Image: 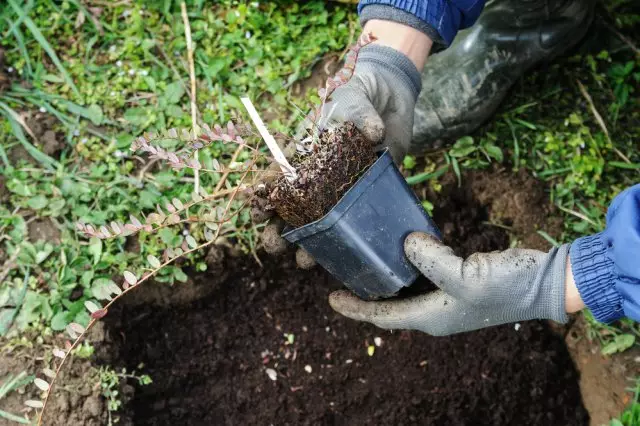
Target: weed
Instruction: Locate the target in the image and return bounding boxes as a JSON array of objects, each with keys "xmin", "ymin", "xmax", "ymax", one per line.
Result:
[
  {"xmin": 610, "ymin": 378, "xmax": 640, "ymax": 426},
  {"xmin": 96, "ymin": 365, "xmax": 151, "ymax": 425},
  {"xmin": 0, "ymin": 371, "xmax": 34, "ymax": 424}
]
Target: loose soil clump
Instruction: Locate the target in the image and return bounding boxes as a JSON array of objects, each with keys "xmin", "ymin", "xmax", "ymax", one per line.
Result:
[
  {"xmin": 107, "ymin": 172, "xmax": 589, "ymax": 425},
  {"xmin": 269, "ymin": 122, "xmax": 376, "ymax": 227}
]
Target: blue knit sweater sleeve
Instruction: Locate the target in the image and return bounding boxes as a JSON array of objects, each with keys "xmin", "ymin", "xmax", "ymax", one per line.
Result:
[
  {"xmin": 570, "ymin": 184, "xmax": 640, "ymax": 323},
  {"xmin": 358, "ymin": 0, "xmax": 485, "ymax": 46}
]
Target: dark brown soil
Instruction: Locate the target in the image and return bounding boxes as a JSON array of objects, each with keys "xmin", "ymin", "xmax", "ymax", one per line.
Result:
[
  {"xmin": 269, "ymin": 122, "xmax": 377, "ymax": 227},
  {"xmin": 107, "ymin": 171, "xmax": 589, "ymax": 425}
]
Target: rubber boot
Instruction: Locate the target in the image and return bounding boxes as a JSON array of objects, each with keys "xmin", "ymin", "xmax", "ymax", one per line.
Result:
[{"xmin": 411, "ymin": 0, "xmax": 595, "ymax": 151}]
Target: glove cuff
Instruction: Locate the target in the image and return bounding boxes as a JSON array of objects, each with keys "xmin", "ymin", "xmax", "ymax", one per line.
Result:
[
  {"xmin": 357, "ymin": 45, "xmax": 422, "ymax": 100},
  {"xmin": 570, "ymin": 233, "xmax": 624, "ymax": 323}
]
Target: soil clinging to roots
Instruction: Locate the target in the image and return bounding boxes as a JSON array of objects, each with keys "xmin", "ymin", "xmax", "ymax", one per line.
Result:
[{"xmin": 269, "ymin": 122, "xmax": 376, "ymax": 227}]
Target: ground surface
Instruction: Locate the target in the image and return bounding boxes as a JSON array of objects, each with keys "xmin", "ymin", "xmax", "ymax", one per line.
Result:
[{"xmin": 102, "ymin": 170, "xmax": 592, "ymax": 426}]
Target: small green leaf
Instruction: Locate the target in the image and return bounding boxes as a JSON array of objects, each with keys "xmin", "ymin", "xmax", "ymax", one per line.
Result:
[
  {"xmin": 174, "ymin": 268, "xmax": 188, "ymax": 283},
  {"xmin": 402, "ymin": 155, "xmax": 417, "ymax": 170},
  {"xmin": 484, "ymin": 144, "xmax": 504, "ymax": 162},
  {"xmin": 50, "ymin": 311, "xmax": 70, "ymax": 331},
  {"xmin": 27, "ymin": 195, "xmax": 48, "ymax": 210},
  {"xmin": 601, "ymin": 334, "xmax": 636, "ymax": 355},
  {"xmin": 147, "ymin": 255, "xmax": 161, "ymax": 268},
  {"xmin": 186, "ymin": 235, "xmax": 197, "ymax": 249},
  {"xmin": 163, "ymin": 81, "xmax": 185, "ymax": 104},
  {"xmin": 89, "ymin": 237, "xmax": 102, "ymax": 265}
]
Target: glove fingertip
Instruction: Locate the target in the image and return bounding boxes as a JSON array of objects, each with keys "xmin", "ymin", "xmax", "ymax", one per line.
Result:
[
  {"xmin": 359, "ymin": 115, "xmax": 385, "ymax": 144},
  {"xmin": 295, "ymin": 248, "xmax": 317, "ymax": 270},
  {"xmin": 261, "ymin": 221, "xmax": 289, "ymax": 255},
  {"xmin": 404, "ymin": 232, "xmax": 442, "ymax": 256},
  {"xmin": 328, "ymin": 290, "xmax": 361, "ymax": 316}
]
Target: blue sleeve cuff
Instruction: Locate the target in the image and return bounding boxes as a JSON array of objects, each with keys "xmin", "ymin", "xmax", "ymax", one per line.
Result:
[
  {"xmin": 358, "ymin": 0, "xmax": 485, "ymax": 46},
  {"xmin": 570, "ymin": 233, "xmax": 624, "ymax": 323}
]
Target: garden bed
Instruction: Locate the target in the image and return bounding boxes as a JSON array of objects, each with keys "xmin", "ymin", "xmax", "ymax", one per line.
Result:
[{"xmin": 100, "ymin": 169, "xmax": 592, "ymax": 425}]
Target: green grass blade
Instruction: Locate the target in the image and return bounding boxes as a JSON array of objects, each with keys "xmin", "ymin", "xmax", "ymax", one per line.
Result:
[
  {"xmin": 610, "ymin": 161, "xmax": 640, "ymax": 170},
  {"xmin": 0, "ymin": 102, "xmax": 59, "ymax": 170},
  {"xmin": 0, "ymin": 409, "xmax": 30, "ymax": 424},
  {"xmin": 4, "ymin": 18, "xmax": 32, "ymax": 78},
  {"xmin": 7, "ymin": 0, "xmax": 80, "ymax": 96},
  {"xmin": 406, "ymin": 165, "xmax": 450, "ymax": 186},
  {"xmin": 536, "ymin": 230, "xmax": 561, "ymax": 247}
]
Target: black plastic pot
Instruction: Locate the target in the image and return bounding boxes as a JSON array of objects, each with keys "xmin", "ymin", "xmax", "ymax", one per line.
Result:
[{"xmin": 282, "ymin": 150, "xmax": 441, "ymax": 300}]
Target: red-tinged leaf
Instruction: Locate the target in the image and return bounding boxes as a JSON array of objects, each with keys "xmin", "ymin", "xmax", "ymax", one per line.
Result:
[
  {"xmin": 124, "ymin": 224, "xmax": 138, "ymax": 233},
  {"xmin": 53, "ymin": 348, "xmax": 65, "ymax": 359},
  {"xmin": 172, "ymin": 198, "xmax": 184, "ymax": 210},
  {"xmin": 188, "ymin": 158, "xmax": 201, "ymax": 169},
  {"xmin": 85, "ymin": 224, "xmax": 95, "ymax": 234},
  {"xmin": 34, "ymin": 378, "xmax": 50, "ymax": 391},
  {"xmin": 221, "ymin": 133, "xmax": 232, "ymax": 142},
  {"xmin": 235, "ymin": 136, "xmax": 245, "ymax": 145},
  {"xmin": 164, "ymin": 248, "xmax": 174, "ymax": 260},
  {"xmin": 181, "ymin": 240, "xmax": 189, "ymax": 252},
  {"xmin": 318, "ymin": 88, "xmax": 326, "ymax": 99},
  {"xmin": 91, "ymin": 308, "xmax": 108, "ymax": 319},
  {"xmin": 76, "ymin": 222, "xmax": 85, "ymax": 232},
  {"xmin": 122, "ymin": 281, "xmax": 130, "ymax": 290},
  {"xmin": 146, "ymin": 145, "xmax": 158, "ymax": 155},
  {"xmin": 166, "ymin": 203, "xmax": 176, "ymax": 213},
  {"xmin": 99, "ymin": 226, "xmax": 111, "ymax": 238},
  {"xmin": 25, "ymin": 400, "xmax": 44, "ymax": 409},
  {"xmin": 64, "ymin": 340, "xmax": 73, "ymax": 350},
  {"xmin": 227, "ymin": 121, "xmax": 236, "ymax": 139},
  {"xmin": 143, "ymin": 224, "xmax": 153, "ymax": 232},
  {"xmin": 168, "ymin": 152, "xmax": 180, "ymax": 164},
  {"xmin": 129, "ymin": 215, "xmax": 142, "ymax": 228},
  {"xmin": 168, "ymin": 214, "xmax": 180, "ymax": 224},
  {"xmin": 110, "ymin": 221, "xmax": 121, "ymax": 234},
  {"xmin": 42, "ymin": 368, "xmax": 56, "ymax": 378},
  {"xmin": 123, "ymin": 271, "xmax": 137, "ymax": 285},
  {"xmin": 145, "ymin": 213, "xmax": 160, "ymax": 225}
]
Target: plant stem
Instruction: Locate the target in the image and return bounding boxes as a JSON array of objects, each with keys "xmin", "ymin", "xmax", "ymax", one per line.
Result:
[{"xmin": 181, "ymin": 2, "xmax": 200, "ymax": 194}]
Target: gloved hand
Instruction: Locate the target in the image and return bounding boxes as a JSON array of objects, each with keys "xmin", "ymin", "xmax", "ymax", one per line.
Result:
[
  {"xmin": 252, "ymin": 44, "xmax": 422, "ymax": 265},
  {"xmin": 320, "ymin": 44, "xmax": 422, "ymax": 162},
  {"xmin": 329, "ymin": 232, "xmax": 570, "ymax": 336}
]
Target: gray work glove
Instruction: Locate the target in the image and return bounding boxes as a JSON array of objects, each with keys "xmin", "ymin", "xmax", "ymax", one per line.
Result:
[
  {"xmin": 321, "ymin": 44, "xmax": 422, "ymax": 162},
  {"xmin": 329, "ymin": 233, "xmax": 570, "ymax": 336}
]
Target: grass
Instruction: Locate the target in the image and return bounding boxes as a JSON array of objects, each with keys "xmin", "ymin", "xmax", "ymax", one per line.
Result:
[
  {"xmin": 0, "ymin": 0, "xmax": 638, "ymax": 423},
  {"xmin": 610, "ymin": 378, "xmax": 640, "ymax": 426},
  {"xmin": 0, "ymin": 0, "xmax": 355, "ymax": 337}
]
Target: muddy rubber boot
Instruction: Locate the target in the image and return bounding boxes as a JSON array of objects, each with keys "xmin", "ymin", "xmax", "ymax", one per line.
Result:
[{"xmin": 411, "ymin": 0, "xmax": 594, "ymax": 151}]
